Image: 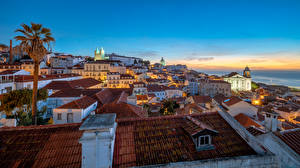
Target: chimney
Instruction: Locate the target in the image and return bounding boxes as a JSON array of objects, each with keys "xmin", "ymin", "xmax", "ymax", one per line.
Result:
[
  {"xmin": 79, "ymin": 114, "xmax": 117, "ymax": 168},
  {"xmin": 9, "ymin": 40, "xmax": 13, "ymax": 64},
  {"xmin": 263, "ymin": 111, "xmax": 279, "ymax": 132}
]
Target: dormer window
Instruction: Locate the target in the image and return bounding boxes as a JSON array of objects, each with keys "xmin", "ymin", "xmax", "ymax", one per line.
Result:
[
  {"xmin": 198, "ymin": 135, "xmax": 210, "ymax": 147},
  {"xmin": 182, "ymin": 116, "xmax": 218, "ymax": 151}
]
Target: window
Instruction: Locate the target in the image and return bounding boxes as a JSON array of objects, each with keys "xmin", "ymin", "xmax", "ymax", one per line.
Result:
[
  {"xmin": 57, "ymin": 113, "xmax": 62, "ymax": 120},
  {"xmin": 198, "ymin": 135, "xmax": 210, "ymax": 146},
  {"xmin": 67, "ymin": 113, "xmax": 73, "ymax": 123}
]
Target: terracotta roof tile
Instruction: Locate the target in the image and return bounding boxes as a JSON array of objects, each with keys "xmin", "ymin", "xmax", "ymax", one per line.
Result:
[
  {"xmin": 147, "ymin": 84, "xmax": 168, "ymax": 92},
  {"xmin": 96, "ymin": 102, "xmax": 146, "ymax": 119},
  {"xmin": 176, "ymin": 104, "xmax": 204, "ymax": 115},
  {"xmin": 49, "ymin": 89, "xmax": 102, "ymax": 98},
  {"xmin": 192, "ymin": 96, "xmax": 212, "ymax": 104},
  {"xmin": 223, "ymin": 96, "xmax": 242, "ymax": 106},
  {"xmin": 44, "ymin": 78, "xmax": 101, "ymax": 90},
  {"xmin": 213, "ymin": 94, "xmax": 227, "ymax": 104},
  {"xmin": 57, "ymin": 96, "xmax": 97, "ymax": 109},
  {"xmin": 234, "ymin": 113, "xmax": 262, "ymax": 128},
  {"xmin": 0, "ymin": 123, "xmax": 83, "ymax": 168},
  {"xmin": 275, "ymin": 128, "xmax": 300, "ymax": 155},
  {"xmin": 136, "ymin": 95, "xmax": 148, "ymax": 101},
  {"xmin": 0, "ymin": 70, "xmax": 19, "ymax": 75},
  {"xmin": 246, "ymin": 126, "xmax": 265, "ymax": 136},
  {"xmin": 113, "ymin": 112, "xmax": 257, "ymax": 167},
  {"xmin": 225, "ymin": 72, "xmax": 239, "ymax": 77}
]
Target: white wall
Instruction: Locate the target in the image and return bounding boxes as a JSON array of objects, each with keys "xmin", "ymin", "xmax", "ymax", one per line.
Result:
[
  {"xmin": 53, "ymin": 101, "xmax": 97, "ymax": 124},
  {"xmin": 166, "ymin": 89, "xmax": 183, "ymax": 98},
  {"xmin": 53, "ymin": 109, "xmax": 82, "ymax": 124},
  {"xmin": 0, "ymin": 82, "xmax": 15, "ymax": 94},
  {"xmin": 224, "ymin": 101, "xmax": 257, "ymax": 117}
]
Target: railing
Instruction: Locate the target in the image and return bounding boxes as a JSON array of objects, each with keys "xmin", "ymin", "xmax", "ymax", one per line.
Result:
[{"xmin": 0, "ymin": 79, "xmax": 14, "ymax": 83}]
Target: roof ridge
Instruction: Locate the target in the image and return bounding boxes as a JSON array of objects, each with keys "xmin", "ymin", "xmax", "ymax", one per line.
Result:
[
  {"xmin": 128, "ymin": 104, "xmax": 145, "ymax": 118},
  {"xmin": 186, "ymin": 115, "xmax": 214, "ymax": 131},
  {"xmin": 116, "ymin": 112, "xmax": 218, "ymax": 122},
  {"xmin": 0, "ymin": 123, "xmax": 81, "ymax": 131},
  {"xmin": 279, "ymin": 128, "xmax": 300, "ymax": 135}
]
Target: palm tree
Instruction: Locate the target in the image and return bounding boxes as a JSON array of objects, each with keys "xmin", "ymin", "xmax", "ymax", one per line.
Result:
[{"xmin": 15, "ymin": 23, "xmax": 54, "ymax": 125}]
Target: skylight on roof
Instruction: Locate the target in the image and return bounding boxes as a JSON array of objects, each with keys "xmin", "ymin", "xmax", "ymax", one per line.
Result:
[{"xmin": 224, "ymin": 99, "xmax": 230, "ymax": 102}]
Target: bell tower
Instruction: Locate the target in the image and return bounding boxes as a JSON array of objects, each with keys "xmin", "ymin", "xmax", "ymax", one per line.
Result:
[
  {"xmin": 160, "ymin": 57, "xmax": 166, "ymax": 66},
  {"xmin": 243, "ymin": 66, "xmax": 251, "ymax": 78}
]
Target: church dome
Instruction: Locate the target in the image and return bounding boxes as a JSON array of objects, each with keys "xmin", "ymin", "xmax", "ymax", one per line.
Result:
[{"xmin": 244, "ymin": 66, "xmax": 250, "ymax": 71}]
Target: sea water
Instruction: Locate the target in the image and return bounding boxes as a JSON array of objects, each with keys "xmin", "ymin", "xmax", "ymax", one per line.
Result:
[{"xmin": 198, "ymin": 70, "xmax": 300, "ymax": 88}]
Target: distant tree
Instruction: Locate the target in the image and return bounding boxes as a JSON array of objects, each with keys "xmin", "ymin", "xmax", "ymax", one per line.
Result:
[
  {"xmin": 0, "ymin": 88, "xmax": 48, "ymax": 125},
  {"xmin": 143, "ymin": 60, "xmax": 150, "ymax": 67},
  {"xmin": 15, "ymin": 22, "xmax": 54, "ymax": 125},
  {"xmin": 21, "ymin": 54, "xmax": 31, "ymax": 60},
  {"xmin": 160, "ymin": 99, "xmax": 180, "ymax": 115},
  {"xmin": 251, "ymin": 82, "xmax": 259, "ymax": 91},
  {"xmin": 85, "ymin": 56, "xmax": 94, "ymax": 61}
]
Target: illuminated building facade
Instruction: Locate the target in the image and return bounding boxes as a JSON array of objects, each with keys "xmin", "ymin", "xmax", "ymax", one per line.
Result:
[
  {"xmin": 160, "ymin": 57, "xmax": 166, "ymax": 66},
  {"xmin": 223, "ymin": 66, "xmax": 252, "ymax": 91},
  {"xmin": 94, "ymin": 47, "xmax": 105, "ymax": 61}
]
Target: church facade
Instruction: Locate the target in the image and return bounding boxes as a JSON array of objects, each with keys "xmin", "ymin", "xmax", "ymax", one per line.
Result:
[
  {"xmin": 94, "ymin": 47, "xmax": 106, "ymax": 61},
  {"xmin": 223, "ymin": 66, "xmax": 252, "ymax": 91}
]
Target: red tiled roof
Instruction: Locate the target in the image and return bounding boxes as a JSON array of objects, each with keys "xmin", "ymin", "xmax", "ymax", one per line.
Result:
[
  {"xmin": 116, "ymin": 91, "xmax": 129, "ymax": 104},
  {"xmin": 0, "ymin": 123, "xmax": 83, "ymax": 168},
  {"xmin": 225, "ymin": 72, "xmax": 239, "ymax": 77},
  {"xmin": 276, "ymin": 128, "xmax": 300, "ymax": 155},
  {"xmin": 176, "ymin": 104, "xmax": 204, "ymax": 115},
  {"xmin": 182, "ymin": 116, "xmax": 217, "ymax": 136},
  {"xmin": 281, "ymin": 121, "xmax": 300, "ymax": 130},
  {"xmin": 234, "ymin": 113, "xmax": 261, "ymax": 128},
  {"xmin": 223, "ymin": 96, "xmax": 242, "ymax": 106},
  {"xmin": 0, "ymin": 70, "xmax": 19, "ymax": 75},
  {"xmin": 44, "ymin": 78, "xmax": 101, "ymax": 90},
  {"xmin": 246, "ymin": 126, "xmax": 265, "ymax": 136},
  {"xmin": 113, "ymin": 112, "xmax": 257, "ymax": 167},
  {"xmin": 14, "ymin": 74, "xmax": 81, "ymax": 82},
  {"xmin": 136, "ymin": 95, "xmax": 148, "ymax": 101},
  {"xmin": 93, "ymin": 88, "xmax": 133, "ymax": 106},
  {"xmin": 94, "ymin": 88, "xmax": 114, "ymax": 105},
  {"xmin": 213, "ymin": 94, "xmax": 227, "ymax": 104},
  {"xmin": 49, "ymin": 89, "xmax": 102, "ymax": 98},
  {"xmin": 97, "ymin": 102, "xmax": 146, "ymax": 119},
  {"xmin": 147, "ymin": 84, "xmax": 167, "ymax": 92},
  {"xmin": 277, "ymin": 106, "xmax": 293, "ymax": 113},
  {"xmin": 57, "ymin": 96, "xmax": 97, "ymax": 109},
  {"xmin": 192, "ymin": 95, "xmax": 211, "ymax": 104}
]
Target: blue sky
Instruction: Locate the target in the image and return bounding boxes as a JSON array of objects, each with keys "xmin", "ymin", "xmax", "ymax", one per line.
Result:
[{"xmin": 1, "ymin": 0, "xmax": 300, "ymax": 70}]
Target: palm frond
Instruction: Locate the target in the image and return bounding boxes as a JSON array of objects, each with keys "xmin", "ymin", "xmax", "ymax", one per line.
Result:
[
  {"xmin": 15, "ymin": 22, "xmax": 55, "ymax": 62},
  {"xmin": 14, "ymin": 35, "xmax": 29, "ymax": 41},
  {"xmin": 44, "ymin": 36, "xmax": 55, "ymax": 42},
  {"xmin": 21, "ymin": 23, "xmax": 32, "ymax": 34},
  {"xmin": 40, "ymin": 28, "xmax": 50, "ymax": 34},
  {"xmin": 14, "ymin": 29, "xmax": 33, "ymax": 39},
  {"xmin": 31, "ymin": 23, "xmax": 42, "ymax": 33}
]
